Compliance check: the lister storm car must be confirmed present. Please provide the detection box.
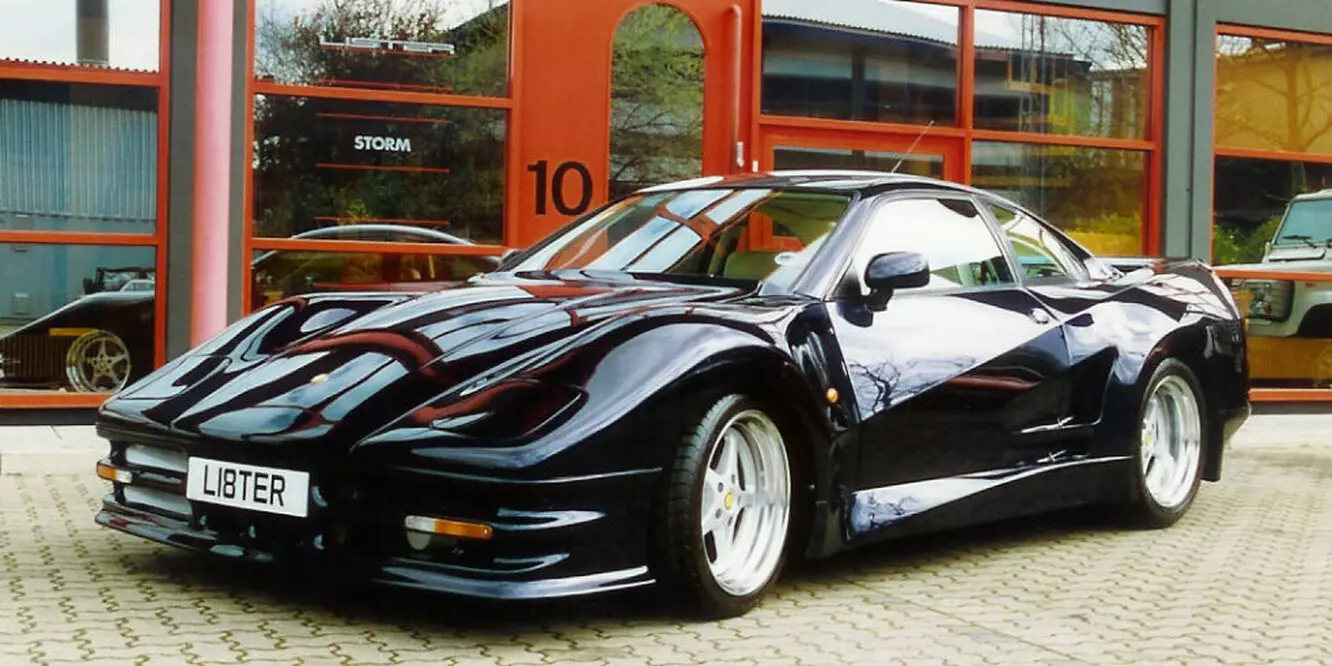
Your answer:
[93,171,1250,618]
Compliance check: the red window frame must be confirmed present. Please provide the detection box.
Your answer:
[0,0,172,409]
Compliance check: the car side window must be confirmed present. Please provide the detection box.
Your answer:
[848,197,1015,295]
[987,204,1083,281]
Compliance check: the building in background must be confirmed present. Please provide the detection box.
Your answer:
[3,0,1332,418]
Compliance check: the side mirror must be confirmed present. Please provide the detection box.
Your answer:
[864,251,930,310]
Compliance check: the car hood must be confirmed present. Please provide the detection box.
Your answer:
[99,273,759,447]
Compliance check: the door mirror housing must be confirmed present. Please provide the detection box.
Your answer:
[865,251,930,291]
[863,251,930,309]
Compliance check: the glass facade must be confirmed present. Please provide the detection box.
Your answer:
[973,10,1148,139]
[7,1,1332,408]
[251,96,506,243]
[0,0,160,72]
[0,1,165,406]
[761,1,960,125]
[0,244,156,394]
[253,0,510,97]
[1214,29,1332,396]
[973,142,1145,256]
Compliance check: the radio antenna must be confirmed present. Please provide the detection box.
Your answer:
[891,120,936,174]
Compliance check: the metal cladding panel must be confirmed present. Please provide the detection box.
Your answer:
[0,97,157,231]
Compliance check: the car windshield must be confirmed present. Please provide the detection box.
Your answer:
[1276,198,1332,246]
[506,188,853,286]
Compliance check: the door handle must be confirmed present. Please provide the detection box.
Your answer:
[1029,308,1052,325]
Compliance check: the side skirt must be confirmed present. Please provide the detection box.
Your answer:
[842,456,1133,548]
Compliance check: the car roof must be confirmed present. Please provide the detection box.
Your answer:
[1291,189,1332,202]
[635,170,993,198]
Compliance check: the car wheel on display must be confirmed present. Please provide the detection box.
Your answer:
[1126,359,1208,529]
[652,394,794,619]
[65,330,133,393]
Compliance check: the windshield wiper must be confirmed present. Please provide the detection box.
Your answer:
[1278,234,1320,249]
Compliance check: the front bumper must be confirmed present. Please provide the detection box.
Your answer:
[94,441,662,601]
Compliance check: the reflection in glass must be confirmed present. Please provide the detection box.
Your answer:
[609,5,704,199]
[774,146,944,179]
[972,142,1144,256]
[0,0,160,71]
[852,198,1015,292]
[510,188,852,287]
[252,95,505,244]
[973,10,1148,139]
[1213,157,1332,266]
[251,248,500,310]
[761,0,959,125]
[1225,274,1332,390]
[255,0,510,97]
[0,244,155,394]
[1,80,158,234]
[1216,36,1332,153]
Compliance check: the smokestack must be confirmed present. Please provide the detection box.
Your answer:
[76,0,109,67]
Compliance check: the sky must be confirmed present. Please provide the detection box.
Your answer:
[0,0,161,71]
[259,0,509,32]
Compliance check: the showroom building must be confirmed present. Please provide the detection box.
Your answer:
[3,0,1332,419]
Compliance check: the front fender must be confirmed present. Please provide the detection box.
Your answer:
[354,318,819,477]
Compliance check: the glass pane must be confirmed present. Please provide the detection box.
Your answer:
[761,0,959,125]
[251,249,500,310]
[252,95,506,244]
[974,10,1149,139]
[0,244,155,394]
[1216,36,1332,153]
[255,0,510,98]
[853,198,1015,292]
[972,142,1145,256]
[774,146,944,179]
[1213,157,1332,266]
[1224,273,1332,390]
[610,5,704,199]
[1,80,159,234]
[0,0,160,72]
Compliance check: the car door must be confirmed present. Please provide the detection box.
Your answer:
[825,193,1076,491]
[980,199,1120,460]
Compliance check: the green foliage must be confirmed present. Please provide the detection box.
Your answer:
[1213,215,1282,266]
[609,5,705,199]
[253,0,509,243]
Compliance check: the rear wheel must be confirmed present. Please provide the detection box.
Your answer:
[652,394,793,619]
[1126,359,1207,528]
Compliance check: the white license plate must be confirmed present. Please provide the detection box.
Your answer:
[185,457,310,518]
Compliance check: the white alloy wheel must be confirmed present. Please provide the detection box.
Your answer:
[699,408,791,598]
[1139,374,1203,510]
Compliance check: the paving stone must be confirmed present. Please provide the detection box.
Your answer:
[1,427,1330,665]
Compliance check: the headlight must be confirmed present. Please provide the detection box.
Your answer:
[1230,278,1294,321]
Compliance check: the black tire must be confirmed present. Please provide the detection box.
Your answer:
[1124,358,1209,529]
[650,393,793,620]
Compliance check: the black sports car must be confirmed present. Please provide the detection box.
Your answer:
[92,172,1250,618]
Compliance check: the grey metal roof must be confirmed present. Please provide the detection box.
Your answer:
[761,0,1022,49]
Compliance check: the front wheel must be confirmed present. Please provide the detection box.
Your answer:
[1126,359,1207,528]
[652,394,793,619]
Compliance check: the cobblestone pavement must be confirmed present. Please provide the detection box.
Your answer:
[1,421,1330,665]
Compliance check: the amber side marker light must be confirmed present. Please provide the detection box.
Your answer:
[404,515,494,541]
[96,462,133,484]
